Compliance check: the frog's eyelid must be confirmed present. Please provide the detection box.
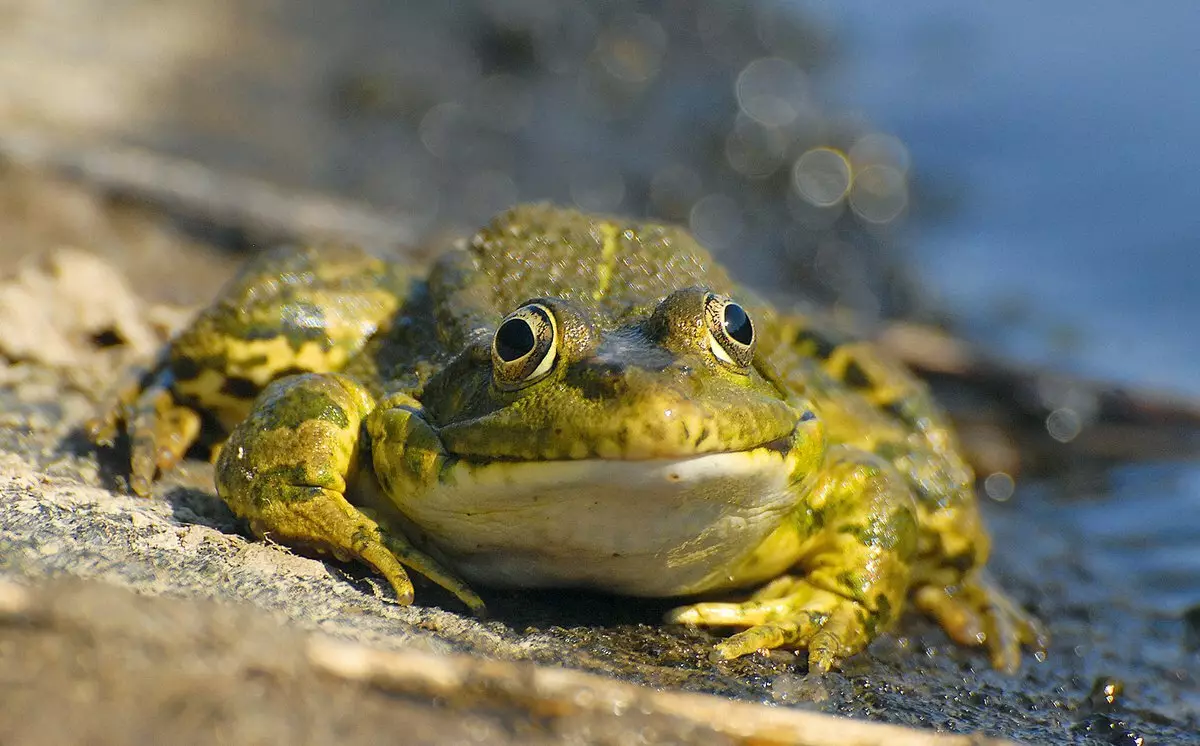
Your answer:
[524,306,558,380]
[707,330,738,366]
[527,340,557,379]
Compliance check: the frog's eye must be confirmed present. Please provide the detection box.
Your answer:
[491,303,559,389]
[704,294,755,370]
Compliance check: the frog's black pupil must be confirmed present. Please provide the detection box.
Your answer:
[496,318,536,362]
[723,303,754,345]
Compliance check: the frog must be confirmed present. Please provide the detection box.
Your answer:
[90,204,1044,673]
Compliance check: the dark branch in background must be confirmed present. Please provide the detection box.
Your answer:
[878,322,1200,475]
[0,131,418,249]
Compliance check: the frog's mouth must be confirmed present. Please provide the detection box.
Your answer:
[436,395,809,463]
[385,413,822,597]
[406,439,807,598]
[448,430,797,465]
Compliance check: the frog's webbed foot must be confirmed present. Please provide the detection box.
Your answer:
[914,571,1047,674]
[667,576,879,672]
[87,363,202,496]
[215,372,484,615]
[669,445,919,672]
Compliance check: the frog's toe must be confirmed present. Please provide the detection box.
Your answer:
[88,369,202,496]
[913,584,986,647]
[128,389,201,496]
[379,534,487,616]
[914,572,1047,674]
[241,481,418,605]
[667,580,875,672]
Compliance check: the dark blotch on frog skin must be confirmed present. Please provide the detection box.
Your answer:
[220,376,261,400]
[567,362,630,401]
[256,385,351,431]
[793,329,840,360]
[841,360,872,390]
[240,301,333,350]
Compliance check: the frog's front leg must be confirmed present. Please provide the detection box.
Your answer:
[668,445,918,672]
[90,244,412,495]
[215,372,482,612]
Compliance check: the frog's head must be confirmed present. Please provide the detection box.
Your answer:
[410,286,826,596]
[423,286,818,464]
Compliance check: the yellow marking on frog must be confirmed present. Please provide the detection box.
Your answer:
[225,337,351,379]
[174,339,350,428]
[173,369,252,428]
[592,221,622,300]
[824,343,906,408]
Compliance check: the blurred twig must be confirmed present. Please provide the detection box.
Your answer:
[0,130,418,247]
[879,321,1200,470]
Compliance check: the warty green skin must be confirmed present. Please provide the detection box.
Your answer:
[95,204,1045,673]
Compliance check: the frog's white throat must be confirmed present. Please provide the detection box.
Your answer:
[399,447,798,597]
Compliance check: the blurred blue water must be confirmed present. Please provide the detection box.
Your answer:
[798,5,1200,675]
[808,1,1200,398]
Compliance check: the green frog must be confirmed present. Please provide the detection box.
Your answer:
[91,204,1044,672]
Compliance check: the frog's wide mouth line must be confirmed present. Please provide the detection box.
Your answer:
[405,445,801,597]
[445,432,795,465]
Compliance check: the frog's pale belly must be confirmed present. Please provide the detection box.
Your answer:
[399,447,800,597]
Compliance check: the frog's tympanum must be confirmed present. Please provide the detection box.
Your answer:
[92,205,1044,672]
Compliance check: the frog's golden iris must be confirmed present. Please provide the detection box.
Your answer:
[491,302,558,389]
[92,204,1045,673]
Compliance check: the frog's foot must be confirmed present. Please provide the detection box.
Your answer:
[215,372,485,615]
[913,571,1047,674]
[240,478,484,614]
[87,366,201,497]
[666,576,878,672]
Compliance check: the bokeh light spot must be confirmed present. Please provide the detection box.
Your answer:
[849,164,908,224]
[418,101,465,158]
[984,472,1016,502]
[725,113,789,178]
[596,14,667,84]
[1046,407,1083,443]
[792,147,851,207]
[736,57,809,128]
[848,133,910,175]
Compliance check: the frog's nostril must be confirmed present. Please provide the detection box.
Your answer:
[598,363,629,392]
[572,361,628,399]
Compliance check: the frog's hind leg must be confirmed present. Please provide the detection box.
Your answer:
[913,571,1047,674]
[668,445,919,672]
[89,244,413,494]
[215,372,483,613]
[88,363,201,496]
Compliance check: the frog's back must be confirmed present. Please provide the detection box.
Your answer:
[429,204,740,344]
